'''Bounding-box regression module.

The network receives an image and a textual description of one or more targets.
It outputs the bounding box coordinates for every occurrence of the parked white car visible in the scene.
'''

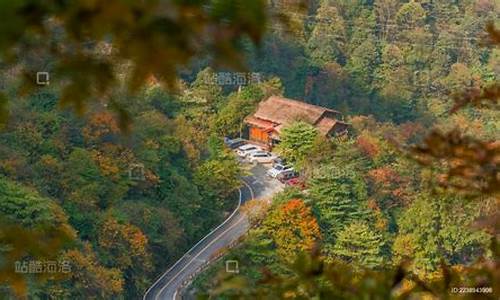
[236,144,262,158]
[248,151,277,164]
[266,163,294,178]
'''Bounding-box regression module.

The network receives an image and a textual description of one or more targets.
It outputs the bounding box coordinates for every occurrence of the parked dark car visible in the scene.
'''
[224,137,247,149]
[272,157,287,166]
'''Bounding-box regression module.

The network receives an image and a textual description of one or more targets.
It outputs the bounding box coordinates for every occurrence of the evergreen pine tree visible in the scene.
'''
[345,38,378,95]
[307,163,371,250]
[307,1,347,66]
[332,221,385,268]
[275,121,319,168]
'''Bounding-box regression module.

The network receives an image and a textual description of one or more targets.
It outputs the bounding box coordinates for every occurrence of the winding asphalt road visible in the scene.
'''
[144,165,282,300]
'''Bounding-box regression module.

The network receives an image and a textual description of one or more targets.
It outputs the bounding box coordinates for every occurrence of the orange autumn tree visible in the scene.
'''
[367,166,412,209]
[58,244,124,299]
[356,132,381,159]
[97,218,150,270]
[262,199,321,260]
[97,217,152,294]
[82,111,121,145]
[241,198,271,227]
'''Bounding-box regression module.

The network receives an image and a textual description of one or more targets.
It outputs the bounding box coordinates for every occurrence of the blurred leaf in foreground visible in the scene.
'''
[0,0,306,126]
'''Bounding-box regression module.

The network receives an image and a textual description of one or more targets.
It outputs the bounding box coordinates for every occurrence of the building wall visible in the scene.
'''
[249,127,270,144]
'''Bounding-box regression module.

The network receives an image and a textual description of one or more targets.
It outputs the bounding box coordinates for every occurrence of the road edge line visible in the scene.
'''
[160,212,247,299]
[143,179,250,300]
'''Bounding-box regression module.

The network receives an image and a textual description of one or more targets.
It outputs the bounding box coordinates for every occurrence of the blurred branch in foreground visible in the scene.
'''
[204,241,499,299]
[451,23,499,113]
[0,221,75,297]
[411,129,499,196]
[0,0,307,129]
[409,23,500,198]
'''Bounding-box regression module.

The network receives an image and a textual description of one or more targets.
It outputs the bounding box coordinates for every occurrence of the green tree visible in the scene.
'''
[308,164,369,233]
[374,0,400,41]
[395,2,426,29]
[118,202,186,270]
[374,43,417,122]
[194,149,242,224]
[181,67,223,107]
[0,177,73,231]
[213,85,263,137]
[332,221,385,269]
[345,38,379,95]
[393,192,491,273]
[307,163,371,261]
[156,169,204,239]
[33,154,64,198]
[275,121,319,168]
[307,1,347,66]
[62,148,127,209]
[346,8,377,55]
[0,177,76,297]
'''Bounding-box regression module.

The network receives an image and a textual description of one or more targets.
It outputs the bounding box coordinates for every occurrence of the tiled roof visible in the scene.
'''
[315,117,338,135]
[247,96,345,136]
[244,116,276,130]
[253,96,340,126]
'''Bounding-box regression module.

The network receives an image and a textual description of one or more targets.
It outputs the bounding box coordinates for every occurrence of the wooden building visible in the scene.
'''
[244,96,349,149]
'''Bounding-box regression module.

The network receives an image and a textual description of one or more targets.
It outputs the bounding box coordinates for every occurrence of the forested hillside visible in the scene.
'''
[242,0,498,127]
[0,69,273,297]
[0,0,498,299]
[189,0,499,298]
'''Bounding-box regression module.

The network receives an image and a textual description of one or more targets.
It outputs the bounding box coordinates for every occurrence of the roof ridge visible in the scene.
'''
[268,96,339,113]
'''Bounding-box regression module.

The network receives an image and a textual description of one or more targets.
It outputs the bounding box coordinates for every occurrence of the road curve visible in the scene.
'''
[144,166,281,300]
